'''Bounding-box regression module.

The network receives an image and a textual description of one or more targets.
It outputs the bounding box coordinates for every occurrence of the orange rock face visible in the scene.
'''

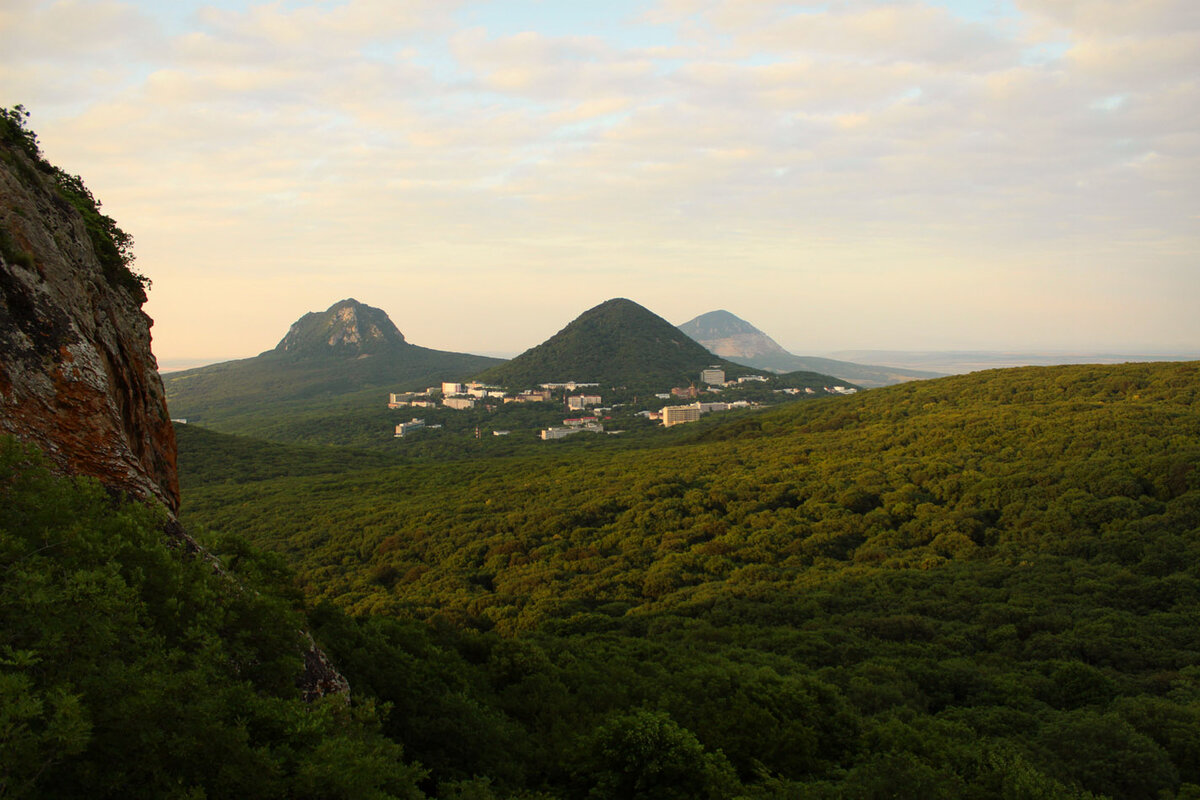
[0,138,179,513]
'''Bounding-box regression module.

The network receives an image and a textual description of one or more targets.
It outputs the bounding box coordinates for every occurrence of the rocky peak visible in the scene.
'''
[0,115,178,513]
[274,298,407,357]
[678,309,791,360]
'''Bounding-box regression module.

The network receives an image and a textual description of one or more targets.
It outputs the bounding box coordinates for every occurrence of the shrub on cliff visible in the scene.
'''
[0,106,150,299]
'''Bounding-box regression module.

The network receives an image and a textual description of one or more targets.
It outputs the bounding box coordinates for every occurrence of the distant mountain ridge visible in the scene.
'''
[476,298,760,389]
[679,310,940,388]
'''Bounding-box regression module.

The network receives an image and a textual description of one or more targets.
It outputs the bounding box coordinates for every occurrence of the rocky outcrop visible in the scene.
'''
[274,298,407,356]
[0,135,179,513]
[0,116,349,702]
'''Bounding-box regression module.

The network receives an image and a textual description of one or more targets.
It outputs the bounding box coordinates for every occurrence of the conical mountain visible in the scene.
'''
[679,309,942,387]
[275,298,406,357]
[477,298,750,389]
[678,309,791,361]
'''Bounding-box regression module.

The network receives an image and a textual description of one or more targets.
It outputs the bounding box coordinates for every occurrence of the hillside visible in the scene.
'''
[163,298,503,444]
[179,360,1200,798]
[475,298,783,389]
[679,309,941,387]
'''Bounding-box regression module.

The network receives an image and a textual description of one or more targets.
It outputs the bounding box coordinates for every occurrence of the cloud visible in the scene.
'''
[2,0,1196,358]
[1015,0,1200,35]
[0,0,161,62]
[194,0,466,51]
[450,28,658,99]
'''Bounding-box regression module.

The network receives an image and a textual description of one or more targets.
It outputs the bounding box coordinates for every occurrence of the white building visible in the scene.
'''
[506,390,551,403]
[567,394,602,410]
[394,418,426,437]
[701,368,726,385]
[442,382,466,396]
[540,381,599,391]
[389,392,426,408]
[541,422,604,440]
[443,397,475,410]
[662,405,703,427]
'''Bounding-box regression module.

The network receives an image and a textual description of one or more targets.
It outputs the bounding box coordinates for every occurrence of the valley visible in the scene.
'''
[177,360,1200,799]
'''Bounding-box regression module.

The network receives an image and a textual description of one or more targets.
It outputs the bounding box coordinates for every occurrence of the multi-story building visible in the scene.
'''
[394,418,426,437]
[701,368,726,385]
[388,392,423,408]
[441,382,466,396]
[541,422,604,440]
[662,405,703,427]
[506,390,551,403]
[442,397,475,410]
[567,394,602,410]
[540,381,599,391]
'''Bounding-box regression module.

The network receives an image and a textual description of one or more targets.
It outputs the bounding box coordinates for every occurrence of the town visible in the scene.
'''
[387,369,858,441]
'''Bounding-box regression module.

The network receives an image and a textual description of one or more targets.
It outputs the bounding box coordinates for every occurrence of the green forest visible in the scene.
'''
[0,439,426,798]
[171,361,1200,799]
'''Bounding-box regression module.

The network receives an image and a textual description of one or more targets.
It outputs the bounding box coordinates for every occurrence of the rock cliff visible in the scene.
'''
[0,118,179,513]
[0,110,348,700]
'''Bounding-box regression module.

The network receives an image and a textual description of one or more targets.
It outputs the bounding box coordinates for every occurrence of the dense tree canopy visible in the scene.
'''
[0,439,425,799]
[177,362,1200,798]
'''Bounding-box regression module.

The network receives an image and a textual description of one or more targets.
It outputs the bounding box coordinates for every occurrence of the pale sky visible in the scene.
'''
[3,0,1197,366]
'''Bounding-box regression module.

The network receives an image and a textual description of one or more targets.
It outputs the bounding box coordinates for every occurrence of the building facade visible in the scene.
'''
[662,405,703,427]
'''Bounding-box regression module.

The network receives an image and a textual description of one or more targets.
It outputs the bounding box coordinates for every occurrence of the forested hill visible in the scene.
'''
[475,297,772,389]
[179,360,1200,799]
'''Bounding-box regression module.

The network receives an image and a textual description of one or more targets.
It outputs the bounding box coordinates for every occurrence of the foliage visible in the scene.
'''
[178,361,1200,798]
[0,106,150,299]
[0,437,425,798]
[579,709,738,799]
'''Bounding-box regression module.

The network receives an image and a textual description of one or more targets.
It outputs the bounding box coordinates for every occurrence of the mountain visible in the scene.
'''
[476,297,810,389]
[163,299,503,443]
[274,298,407,356]
[676,309,792,361]
[679,309,941,387]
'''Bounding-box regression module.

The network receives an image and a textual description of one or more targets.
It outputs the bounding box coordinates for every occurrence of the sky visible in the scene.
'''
[2,0,1198,367]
